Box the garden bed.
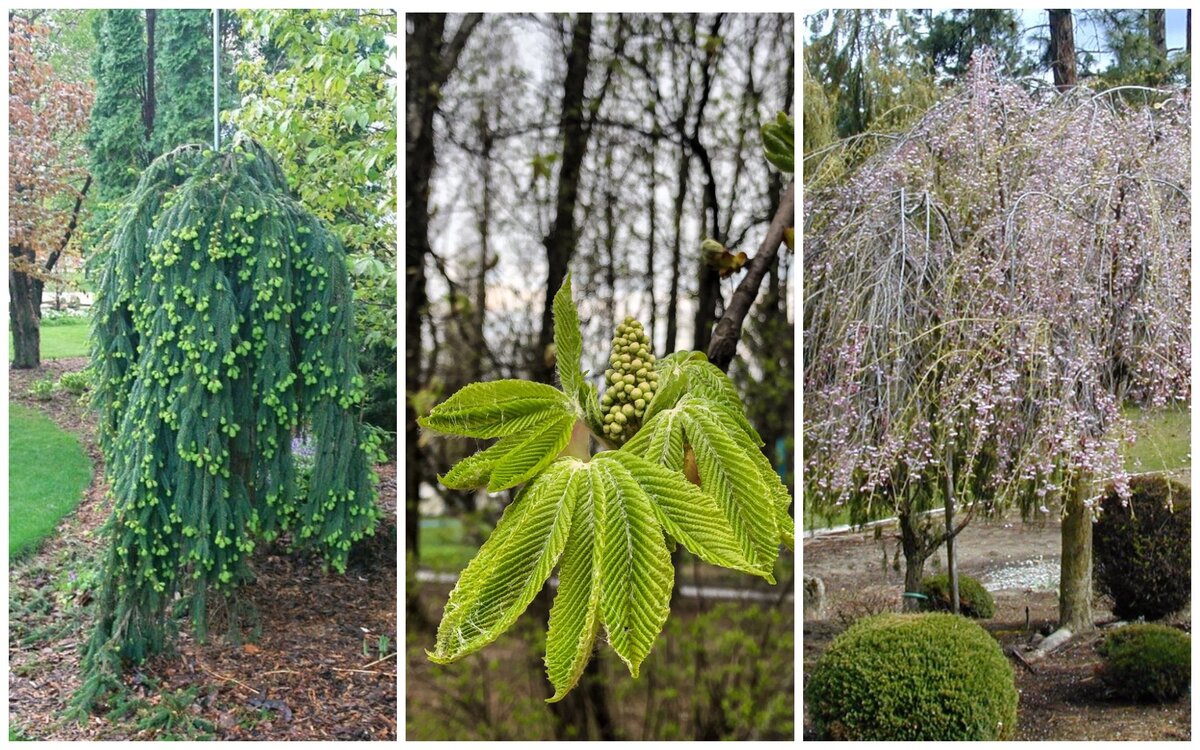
[9,360,397,740]
[803,519,1190,741]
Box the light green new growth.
[418,274,793,699]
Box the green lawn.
[9,404,92,558]
[8,318,90,361]
[1124,404,1190,476]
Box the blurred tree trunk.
[1148,9,1166,55]
[1048,10,1076,91]
[405,13,481,622]
[645,127,658,344]
[664,16,697,355]
[10,246,45,371]
[535,14,595,384]
[691,13,726,353]
[472,100,493,384]
[10,175,90,370]
[603,154,617,332]
[143,9,156,141]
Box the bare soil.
[803,516,1190,741]
[9,359,398,740]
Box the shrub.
[1093,475,1190,621]
[919,573,996,619]
[58,371,91,395]
[1098,624,1190,703]
[28,379,55,401]
[806,613,1017,740]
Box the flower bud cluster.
[601,316,659,444]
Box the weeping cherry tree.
[804,51,1189,623]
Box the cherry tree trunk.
[1058,477,1094,632]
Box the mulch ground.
[9,359,397,740]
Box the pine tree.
[75,136,379,712]
[86,10,148,203]
[152,9,215,154]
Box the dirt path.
[9,360,397,740]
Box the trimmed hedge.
[919,573,996,619]
[806,613,1018,740]
[1093,475,1190,621]
[1098,624,1190,703]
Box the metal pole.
[213,8,220,149]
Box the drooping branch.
[706,179,794,372]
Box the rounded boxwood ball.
[1098,623,1190,703]
[806,612,1018,740]
[919,573,996,619]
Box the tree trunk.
[898,504,931,612]
[143,9,156,142]
[944,452,960,614]
[689,14,725,353]
[10,245,44,370]
[472,101,492,384]
[1048,10,1077,92]
[535,13,594,384]
[404,12,482,599]
[665,140,689,354]
[1188,10,1192,55]
[1058,475,1094,632]
[645,134,658,345]
[1149,9,1166,56]
[664,16,696,356]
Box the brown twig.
[199,663,261,694]
[332,668,397,678]
[707,179,795,372]
[359,651,398,669]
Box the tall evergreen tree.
[86,10,148,203]
[152,9,214,154]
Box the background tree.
[151,9,215,153]
[405,11,482,577]
[85,10,148,204]
[9,15,94,369]
[232,9,398,433]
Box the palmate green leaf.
[593,456,673,678]
[418,379,573,438]
[553,272,584,398]
[438,435,521,490]
[429,459,584,664]
[487,413,577,492]
[624,395,780,576]
[623,406,686,470]
[604,451,762,578]
[706,400,795,549]
[545,465,604,702]
[655,352,761,444]
[676,399,778,578]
